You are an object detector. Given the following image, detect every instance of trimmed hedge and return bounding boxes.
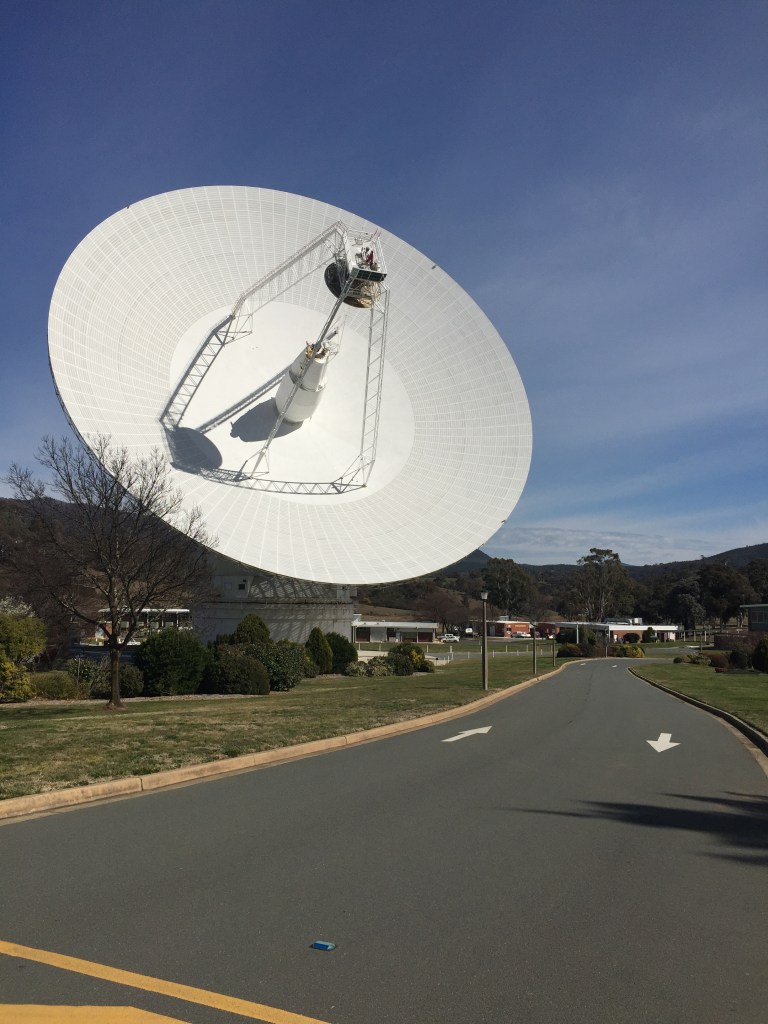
[557,643,582,658]
[134,629,209,696]
[387,653,414,676]
[232,614,271,645]
[31,671,90,701]
[239,640,304,691]
[205,646,270,695]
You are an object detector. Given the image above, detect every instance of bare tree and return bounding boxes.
[3,436,214,708]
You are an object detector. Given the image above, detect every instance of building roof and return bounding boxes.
[352,620,438,629]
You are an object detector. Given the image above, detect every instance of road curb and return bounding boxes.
[0,778,143,820]
[0,665,567,821]
[630,668,768,775]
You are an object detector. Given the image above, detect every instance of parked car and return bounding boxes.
[440,633,460,643]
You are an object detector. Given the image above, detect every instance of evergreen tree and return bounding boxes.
[305,627,333,674]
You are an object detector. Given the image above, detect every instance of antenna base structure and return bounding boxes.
[160,223,389,494]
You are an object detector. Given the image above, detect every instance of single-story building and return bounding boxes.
[604,620,681,642]
[352,619,439,644]
[739,604,768,633]
[485,619,532,638]
[537,620,682,642]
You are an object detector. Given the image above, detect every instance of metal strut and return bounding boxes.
[161,222,346,430]
[161,222,389,493]
[244,266,362,475]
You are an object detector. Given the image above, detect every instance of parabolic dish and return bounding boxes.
[48,186,531,584]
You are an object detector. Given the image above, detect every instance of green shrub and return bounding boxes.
[302,653,318,678]
[65,657,143,699]
[205,646,269,695]
[118,664,145,697]
[623,633,641,644]
[729,650,749,670]
[366,656,393,677]
[240,640,304,691]
[417,658,436,673]
[387,653,414,676]
[624,644,645,659]
[558,628,596,646]
[557,643,582,658]
[134,629,209,696]
[685,653,710,666]
[578,642,601,658]
[714,632,761,655]
[232,614,271,646]
[642,628,657,643]
[673,656,685,664]
[65,656,109,694]
[0,658,33,703]
[31,670,90,700]
[344,661,368,677]
[305,627,333,674]
[325,631,358,674]
[752,636,768,673]
[0,613,47,664]
[389,642,425,667]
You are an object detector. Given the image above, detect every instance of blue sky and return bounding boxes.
[2,0,766,566]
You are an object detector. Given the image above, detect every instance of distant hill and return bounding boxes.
[442,542,768,587]
[440,550,492,575]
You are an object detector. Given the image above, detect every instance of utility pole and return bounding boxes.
[480,590,489,691]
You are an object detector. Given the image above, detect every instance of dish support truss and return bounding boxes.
[160,222,389,495]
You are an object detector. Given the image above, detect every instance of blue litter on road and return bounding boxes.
[310,941,337,951]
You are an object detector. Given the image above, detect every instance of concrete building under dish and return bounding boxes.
[196,557,357,643]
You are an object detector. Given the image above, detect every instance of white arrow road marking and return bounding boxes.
[647,732,680,752]
[442,727,492,743]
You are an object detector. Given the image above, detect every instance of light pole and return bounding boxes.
[532,621,537,676]
[480,590,489,691]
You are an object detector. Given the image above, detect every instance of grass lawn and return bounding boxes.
[0,656,543,800]
[631,662,768,736]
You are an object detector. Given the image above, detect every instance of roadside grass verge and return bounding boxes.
[0,657,542,800]
[639,644,689,658]
[631,662,768,736]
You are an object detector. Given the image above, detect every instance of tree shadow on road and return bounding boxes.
[520,792,768,867]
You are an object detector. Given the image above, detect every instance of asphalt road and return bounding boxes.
[1,661,767,1023]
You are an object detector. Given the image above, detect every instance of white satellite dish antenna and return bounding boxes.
[48,187,531,585]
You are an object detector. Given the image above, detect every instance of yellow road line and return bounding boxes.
[0,941,332,1024]
[1,1008,188,1022]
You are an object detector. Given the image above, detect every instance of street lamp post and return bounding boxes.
[532,621,537,676]
[480,590,489,691]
